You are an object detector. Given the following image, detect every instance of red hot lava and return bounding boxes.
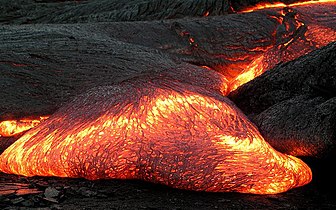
[222,0,336,92]
[0,79,312,194]
[0,117,49,137]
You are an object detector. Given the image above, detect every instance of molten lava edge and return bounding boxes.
[0,79,312,194]
[239,0,336,13]
[223,0,336,91]
[0,117,49,137]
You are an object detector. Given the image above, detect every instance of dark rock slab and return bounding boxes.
[0,0,302,24]
[0,24,226,120]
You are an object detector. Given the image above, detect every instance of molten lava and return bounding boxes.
[228,55,265,92]
[2,0,335,194]
[222,0,336,92]
[0,80,312,194]
[0,117,49,137]
[240,0,336,13]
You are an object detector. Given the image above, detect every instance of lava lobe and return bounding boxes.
[0,78,312,194]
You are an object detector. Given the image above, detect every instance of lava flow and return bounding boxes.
[221,0,336,92]
[0,79,312,194]
[0,117,49,137]
[240,0,336,13]
[2,0,335,195]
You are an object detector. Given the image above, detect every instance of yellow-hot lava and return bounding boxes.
[0,81,312,194]
[228,55,265,92]
[0,117,49,137]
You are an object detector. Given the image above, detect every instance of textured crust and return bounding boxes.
[0,79,312,194]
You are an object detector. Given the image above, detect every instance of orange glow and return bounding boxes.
[201,65,230,95]
[228,55,265,92]
[217,1,336,92]
[0,117,49,137]
[2,1,335,195]
[0,82,312,194]
[305,25,336,48]
[240,0,336,13]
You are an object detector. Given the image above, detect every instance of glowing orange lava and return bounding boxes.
[221,0,336,91]
[2,0,334,194]
[0,117,49,137]
[228,55,265,92]
[240,0,336,13]
[0,80,312,194]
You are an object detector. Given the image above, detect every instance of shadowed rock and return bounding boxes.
[0,0,302,24]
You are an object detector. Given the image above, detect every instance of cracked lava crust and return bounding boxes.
[0,78,312,194]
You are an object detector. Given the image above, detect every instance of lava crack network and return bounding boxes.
[0,78,311,194]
